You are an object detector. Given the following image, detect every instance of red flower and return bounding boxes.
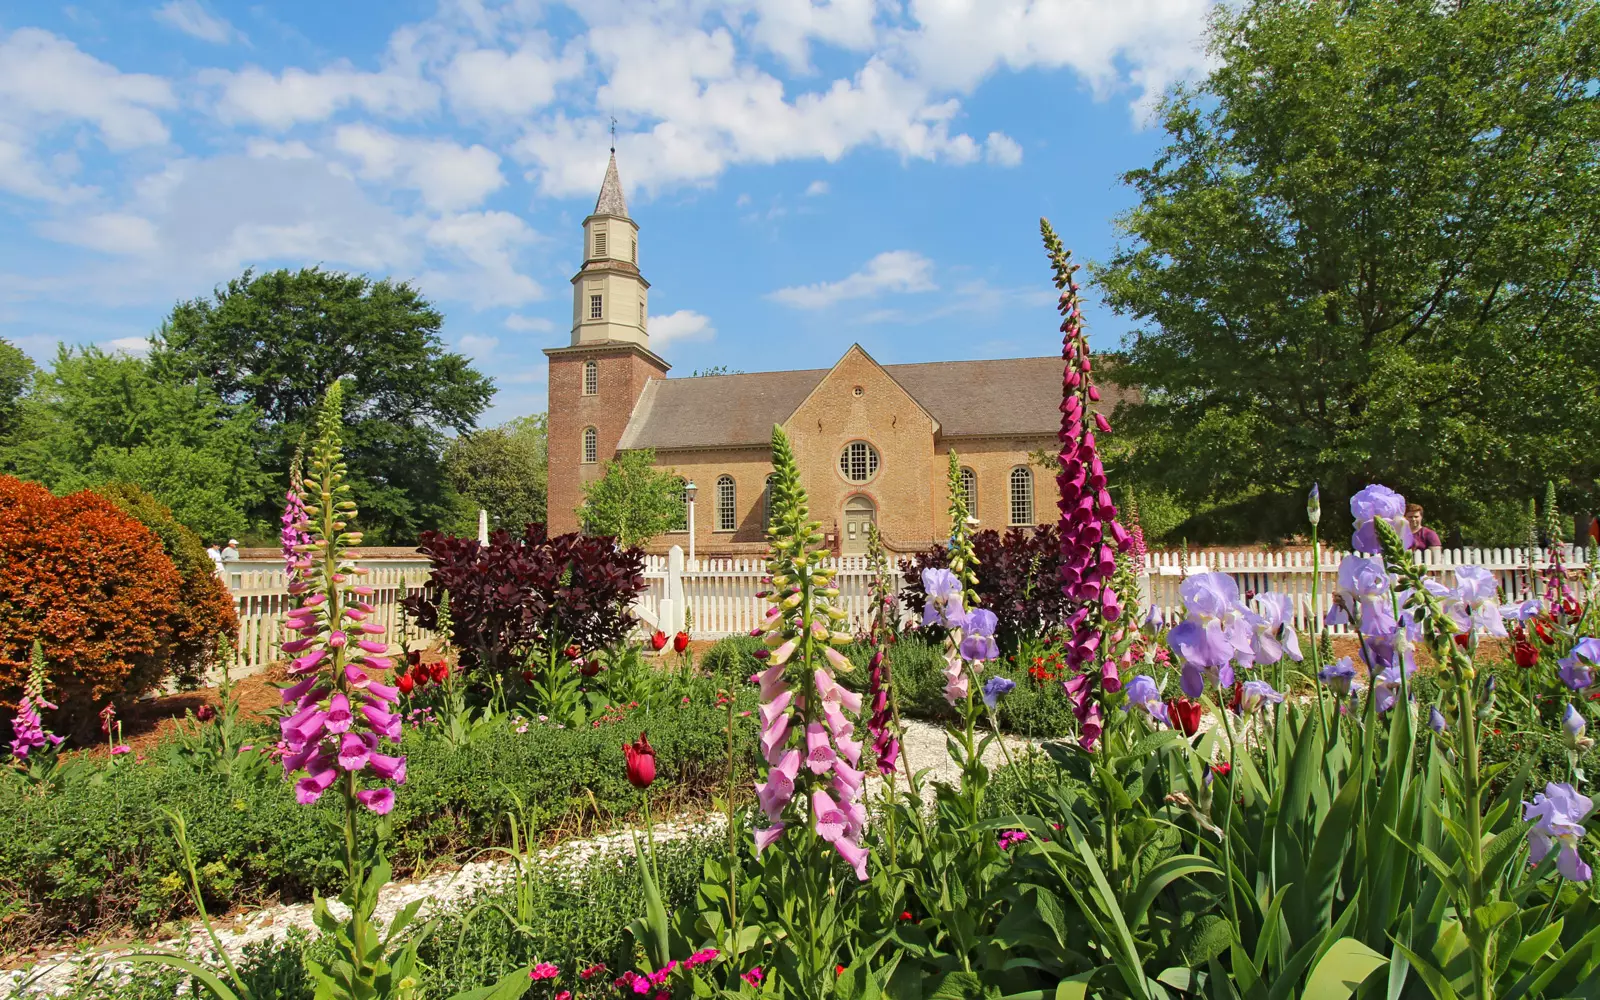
[1211,762,1232,777]
[1453,633,1470,649]
[650,630,668,651]
[1534,620,1555,644]
[899,911,915,922]
[624,731,656,788]
[1513,640,1539,668]
[579,661,601,677]
[431,662,449,683]
[1227,681,1243,713]
[406,649,422,670]
[835,965,846,977]
[564,644,581,660]
[195,704,216,723]
[673,631,690,653]
[397,673,414,695]
[1166,698,1204,737]
[522,669,535,684]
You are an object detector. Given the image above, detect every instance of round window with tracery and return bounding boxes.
[839,441,880,482]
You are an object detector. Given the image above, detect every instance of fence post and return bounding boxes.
[667,544,686,636]
[478,509,489,546]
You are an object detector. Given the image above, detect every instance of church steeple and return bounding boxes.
[571,150,648,349]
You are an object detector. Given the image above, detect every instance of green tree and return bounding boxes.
[444,413,548,535]
[0,338,32,444]
[151,267,495,543]
[1096,0,1600,545]
[2,346,265,540]
[579,448,683,546]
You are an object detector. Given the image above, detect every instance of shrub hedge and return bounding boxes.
[0,695,757,949]
[0,477,184,731]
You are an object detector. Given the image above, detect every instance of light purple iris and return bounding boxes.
[1563,704,1589,749]
[1449,566,1507,637]
[1499,598,1544,622]
[1362,632,1417,678]
[1319,657,1361,698]
[1349,484,1413,554]
[1558,638,1600,691]
[1523,782,1593,882]
[1326,555,1397,635]
[1237,680,1284,713]
[960,608,1000,662]
[1428,706,1447,733]
[1247,593,1302,664]
[1122,674,1170,726]
[981,675,1016,709]
[921,568,967,629]
[1373,666,1404,713]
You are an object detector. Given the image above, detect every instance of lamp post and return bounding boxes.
[684,480,698,568]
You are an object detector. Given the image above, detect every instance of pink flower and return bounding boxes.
[529,963,560,981]
[110,744,132,755]
[757,750,800,821]
[356,787,394,814]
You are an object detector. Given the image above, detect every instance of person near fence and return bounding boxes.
[222,539,240,562]
[207,541,225,576]
[1405,504,1442,551]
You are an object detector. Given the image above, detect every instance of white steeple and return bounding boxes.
[571,150,648,348]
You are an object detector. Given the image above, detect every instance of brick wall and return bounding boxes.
[545,343,668,535]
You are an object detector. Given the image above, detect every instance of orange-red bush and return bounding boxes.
[0,477,184,731]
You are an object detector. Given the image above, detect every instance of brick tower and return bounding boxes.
[544,151,670,534]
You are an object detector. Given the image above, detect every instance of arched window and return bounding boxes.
[762,473,778,530]
[582,427,598,464]
[716,475,737,531]
[838,441,880,483]
[959,466,977,519]
[583,360,598,396]
[1009,467,1034,525]
[673,477,689,531]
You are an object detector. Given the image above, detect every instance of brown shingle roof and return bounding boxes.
[616,353,1134,451]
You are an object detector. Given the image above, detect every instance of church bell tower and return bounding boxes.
[543,150,670,535]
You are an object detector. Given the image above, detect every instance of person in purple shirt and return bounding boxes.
[1405,503,1442,551]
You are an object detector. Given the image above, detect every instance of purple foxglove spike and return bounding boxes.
[356,639,387,654]
[359,655,394,670]
[363,680,399,704]
[338,732,371,771]
[281,638,314,654]
[368,752,407,783]
[356,787,396,814]
[344,664,371,688]
[325,693,352,734]
[754,823,787,855]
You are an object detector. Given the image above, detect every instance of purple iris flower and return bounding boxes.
[1523,782,1594,882]
[1178,657,1234,699]
[1319,657,1361,698]
[981,675,1016,709]
[1349,484,1413,554]
[1558,638,1600,691]
[1363,631,1417,678]
[1247,593,1302,664]
[1450,566,1507,638]
[1237,680,1284,713]
[1181,572,1241,620]
[1563,704,1590,749]
[921,568,967,629]
[1326,555,1397,635]
[1373,666,1404,713]
[1122,674,1170,726]
[959,608,1000,662]
[1499,598,1544,622]
[1428,706,1447,733]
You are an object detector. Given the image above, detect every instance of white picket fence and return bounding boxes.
[1140,545,1587,633]
[226,558,436,674]
[224,545,1591,663]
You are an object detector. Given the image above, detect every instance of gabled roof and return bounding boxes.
[615,350,1135,451]
[594,152,629,218]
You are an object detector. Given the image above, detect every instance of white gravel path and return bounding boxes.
[2,720,1039,998]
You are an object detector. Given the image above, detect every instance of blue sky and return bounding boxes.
[0,0,1214,423]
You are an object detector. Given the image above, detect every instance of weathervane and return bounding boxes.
[610,116,617,154]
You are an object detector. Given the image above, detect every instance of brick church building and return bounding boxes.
[545,154,1129,556]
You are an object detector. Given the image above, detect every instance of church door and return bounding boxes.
[842,496,876,555]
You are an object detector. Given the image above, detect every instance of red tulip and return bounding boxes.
[431,662,449,683]
[521,669,535,684]
[650,631,668,651]
[397,673,414,694]
[195,704,216,723]
[564,644,581,660]
[673,631,689,653]
[1211,762,1232,778]
[1513,640,1539,668]
[623,731,656,788]
[1166,697,1204,737]
[579,661,601,677]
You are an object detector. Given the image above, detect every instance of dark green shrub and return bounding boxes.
[0,695,756,949]
[699,634,764,689]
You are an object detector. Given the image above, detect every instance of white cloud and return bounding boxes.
[36,213,160,255]
[769,250,936,309]
[442,36,586,117]
[104,336,152,355]
[245,138,315,160]
[0,29,175,148]
[421,210,541,307]
[805,179,829,196]
[153,1,244,45]
[984,132,1022,166]
[206,63,437,130]
[648,309,716,348]
[333,124,504,211]
[458,333,499,357]
[505,314,556,333]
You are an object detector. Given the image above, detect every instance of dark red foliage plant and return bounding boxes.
[402,523,647,675]
[901,523,1068,653]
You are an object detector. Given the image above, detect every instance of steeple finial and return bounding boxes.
[610,116,617,155]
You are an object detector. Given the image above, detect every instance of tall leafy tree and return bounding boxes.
[0,338,32,445]
[2,346,265,540]
[444,414,548,535]
[580,448,684,546]
[1096,0,1600,545]
[151,267,495,543]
